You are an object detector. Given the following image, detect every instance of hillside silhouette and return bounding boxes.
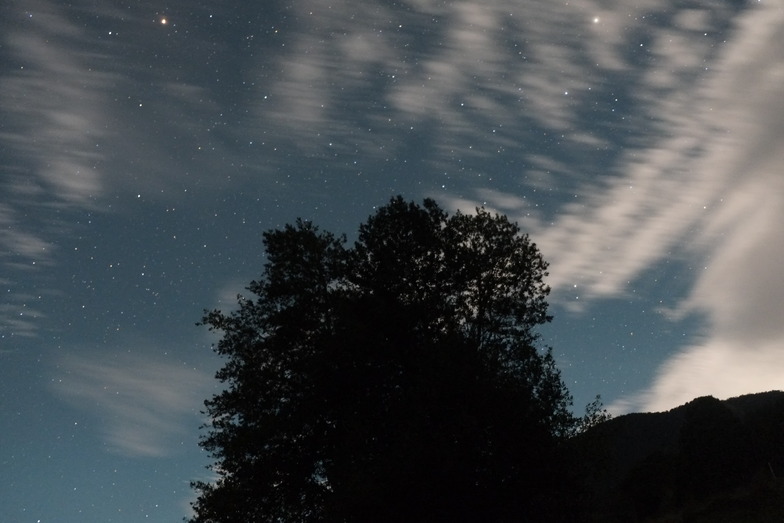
[574,390,784,522]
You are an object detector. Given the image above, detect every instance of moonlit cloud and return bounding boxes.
[483,2,784,413]
[1,1,112,206]
[433,1,782,413]
[245,0,783,414]
[612,337,784,415]
[53,351,213,457]
[252,0,618,170]
[0,1,112,338]
[10,0,768,418]
[610,3,784,412]
[0,1,228,338]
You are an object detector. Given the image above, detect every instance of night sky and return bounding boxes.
[2,0,783,520]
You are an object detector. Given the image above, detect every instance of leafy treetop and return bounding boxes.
[190,197,586,523]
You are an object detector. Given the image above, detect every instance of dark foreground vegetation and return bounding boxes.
[188,197,784,522]
[574,390,784,522]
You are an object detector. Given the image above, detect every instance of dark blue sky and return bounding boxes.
[2,0,783,520]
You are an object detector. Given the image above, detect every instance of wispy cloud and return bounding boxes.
[0,1,226,338]
[53,350,213,457]
[530,3,782,412]
[1,0,114,206]
[0,0,113,337]
[246,0,783,413]
[435,2,782,412]
[252,0,616,168]
[7,0,780,416]
[607,3,784,412]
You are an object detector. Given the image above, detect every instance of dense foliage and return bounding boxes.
[189,197,582,522]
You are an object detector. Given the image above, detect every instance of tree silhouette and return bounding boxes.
[189,197,580,522]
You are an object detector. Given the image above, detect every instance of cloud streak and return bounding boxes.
[611,3,784,412]
[243,0,782,413]
[0,0,114,338]
[252,0,620,171]
[53,350,213,457]
[428,1,781,412]
[1,0,114,206]
[4,0,779,417]
[518,2,784,412]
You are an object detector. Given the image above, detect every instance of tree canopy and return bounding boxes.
[190,197,583,522]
